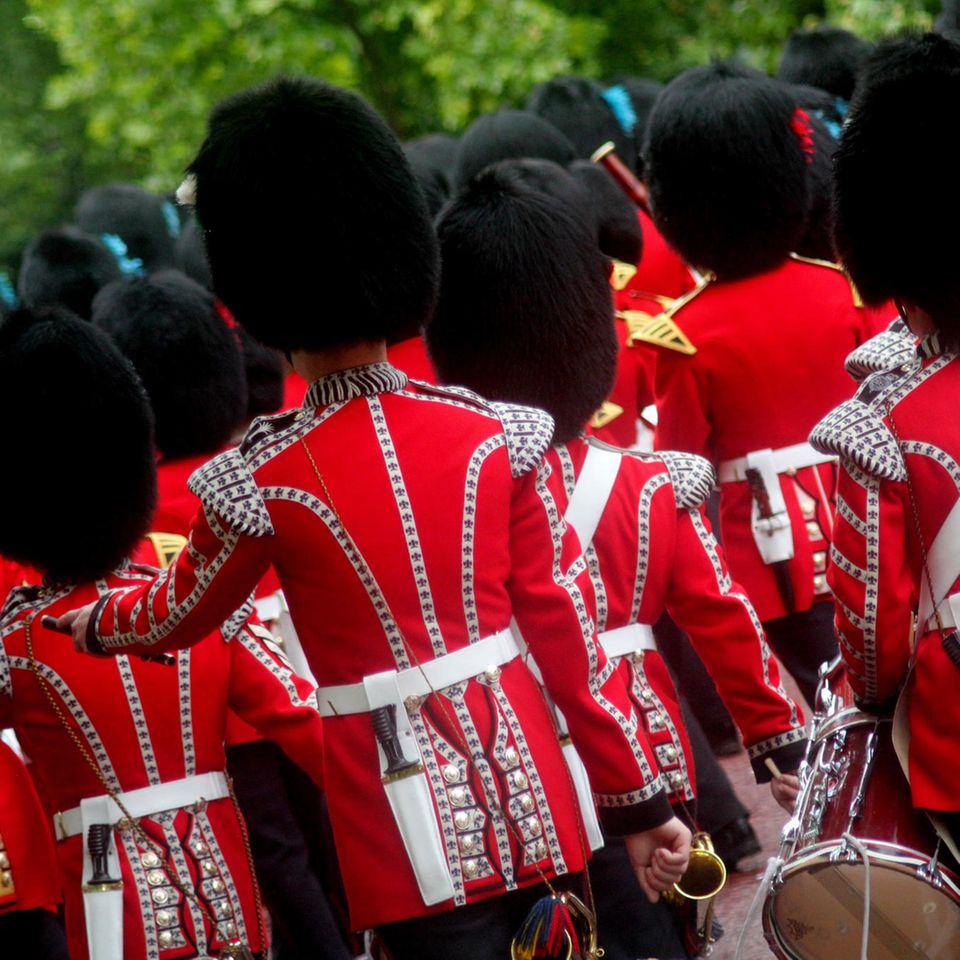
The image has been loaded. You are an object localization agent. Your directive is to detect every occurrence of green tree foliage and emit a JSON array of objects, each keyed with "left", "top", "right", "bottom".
[{"left": 0, "top": 0, "right": 943, "bottom": 276}]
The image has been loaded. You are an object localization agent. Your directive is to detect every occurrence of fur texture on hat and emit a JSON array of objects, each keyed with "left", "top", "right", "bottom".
[
  {"left": 644, "top": 63, "right": 811, "bottom": 280},
  {"left": 426, "top": 164, "right": 616, "bottom": 443},
  {"left": 778, "top": 26, "right": 873, "bottom": 102},
  {"left": 568, "top": 161, "right": 643, "bottom": 265},
  {"left": 0, "top": 307, "right": 157, "bottom": 582},
  {"left": 75, "top": 184, "right": 179, "bottom": 272},
  {"left": 526, "top": 75, "right": 636, "bottom": 170},
  {"left": 833, "top": 33, "right": 960, "bottom": 334},
  {"left": 92, "top": 270, "right": 247, "bottom": 460},
  {"left": 17, "top": 227, "right": 123, "bottom": 321},
  {"left": 188, "top": 76, "right": 439, "bottom": 353},
  {"left": 452, "top": 109, "right": 576, "bottom": 189}
]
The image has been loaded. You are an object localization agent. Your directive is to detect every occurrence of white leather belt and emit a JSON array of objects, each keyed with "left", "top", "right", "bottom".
[
  {"left": 717, "top": 442, "right": 836, "bottom": 483},
  {"left": 599, "top": 623, "right": 656, "bottom": 659},
  {"left": 54, "top": 771, "right": 229, "bottom": 841},
  {"left": 317, "top": 628, "right": 519, "bottom": 718}
]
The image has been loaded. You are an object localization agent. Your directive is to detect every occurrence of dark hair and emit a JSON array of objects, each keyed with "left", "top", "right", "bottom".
[
  {"left": 778, "top": 25, "right": 873, "bottom": 102},
  {"left": 188, "top": 76, "right": 439, "bottom": 353},
  {"left": 92, "top": 270, "right": 247, "bottom": 459},
  {"left": 427, "top": 165, "right": 616, "bottom": 443},
  {"left": 0, "top": 308, "right": 156, "bottom": 582},
  {"left": 833, "top": 33, "right": 960, "bottom": 338},
  {"left": 645, "top": 62, "right": 811, "bottom": 280},
  {"left": 18, "top": 227, "right": 122, "bottom": 321}
]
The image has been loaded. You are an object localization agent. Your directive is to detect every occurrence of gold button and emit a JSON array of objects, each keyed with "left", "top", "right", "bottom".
[
  {"left": 520, "top": 794, "right": 535, "bottom": 813},
  {"left": 534, "top": 840, "right": 548, "bottom": 860},
  {"left": 449, "top": 787, "right": 467, "bottom": 806},
  {"left": 0, "top": 853, "right": 9, "bottom": 870},
  {"left": 813, "top": 574, "right": 828, "bottom": 594},
  {"left": 202, "top": 860, "right": 219, "bottom": 877},
  {"left": 512, "top": 772, "right": 528, "bottom": 790},
  {"left": 215, "top": 900, "right": 233, "bottom": 919},
  {"left": 813, "top": 550, "right": 827, "bottom": 574},
  {"left": 1, "top": 870, "right": 12, "bottom": 888},
  {"left": 504, "top": 747, "right": 519, "bottom": 766},
  {"left": 158, "top": 930, "right": 174, "bottom": 949},
  {"left": 404, "top": 695, "right": 425, "bottom": 712},
  {"left": 806, "top": 520, "right": 822, "bottom": 540},
  {"left": 454, "top": 812, "right": 471, "bottom": 831},
  {"left": 155, "top": 910, "right": 173, "bottom": 927},
  {"left": 459, "top": 834, "right": 477, "bottom": 854},
  {"left": 147, "top": 869, "right": 166, "bottom": 886},
  {"left": 192, "top": 841, "right": 208, "bottom": 857},
  {"left": 152, "top": 888, "right": 170, "bottom": 905},
  {"left": 443, "top": 764, "right": 461, "bottom": 784},
  {"left": 669, "top": 771, "right": 684, "bottom": 788},
  {"left": 801, "top": 501, "right": 816, "bottom": 520},
  {"left": 484, "top": 666, "right": 501, "bottom": 683},
  {"left": 647, "top": 711, "right": 664, "bottom": 730},
  {"left": 665, "top": 746, "right": 678, "bottom": 762},
  {"left": 463, "top": 859, "right": 480, "bottom": 879},
  {"left": 224, "top": 921, "right": 237, "bottom": 938},
  {"left": 212, "top": 878, "right": 225, "bottom": 894}
]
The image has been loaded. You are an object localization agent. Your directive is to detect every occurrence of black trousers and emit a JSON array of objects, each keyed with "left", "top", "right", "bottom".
[
  {"left": 0, "top": 908, "right": 69, "bottom": 960},
  {"left": 226, "top": 741, "right": 353, "bottom": 960},
  {"left": 762, "top": 600, "right": 838, "bottom": 711},
  {"left": 377, "top": 859, "right": 689, "bottom": 960}
]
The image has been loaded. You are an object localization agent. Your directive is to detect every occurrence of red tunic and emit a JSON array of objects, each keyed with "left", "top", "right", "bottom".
[
  {"left": 653, "top": 256, "right": 888, "bottom": 621},
  {"left": 0, "top": 739, "right": 62, "bottom": 915},
  {"left": 811, "top": 333, "right": 960, "bottom": 811},
  {"left": 546, "top": 439, "right": 806, "bottom": 801},
  {"left": 624, "top": 209, "right": 697, "bottom": 302},
  {"left": 0, "top": 554, "right": 324, "bottom": 960},
  {"left": 585, "top": 317, "right": 641, "bottom": 449},
  {"left": 83, "top": 362, "right": 673, "bottom": 929}
]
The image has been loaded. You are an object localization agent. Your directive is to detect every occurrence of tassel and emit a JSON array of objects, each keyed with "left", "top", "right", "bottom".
[{"left": 511, "top": 893, "right": 581, "bottom": 959}]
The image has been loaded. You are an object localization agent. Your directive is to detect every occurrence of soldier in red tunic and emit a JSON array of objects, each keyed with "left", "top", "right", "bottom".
[
  {"left": 0, "top": 309, "right": 326, "bottom": 960},
  {"left": 810, "top": 33, "right": 960, "bottom": 826},
  {"left": 0, "top": 738, "right": 68, "bottom": 958},
  {"left": 642, "top": 63, "right": 889, "bottom": 707},
  {"left": 425, "top": 159, "right": 807, "bottom": 958},
  {"left": 53, "top": 78, "right": 691, "bottom": 960}
]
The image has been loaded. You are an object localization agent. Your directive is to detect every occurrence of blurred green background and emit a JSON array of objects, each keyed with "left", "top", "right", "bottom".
[{"left": 0, "top": 0, "right": 940, "bottom": 275}]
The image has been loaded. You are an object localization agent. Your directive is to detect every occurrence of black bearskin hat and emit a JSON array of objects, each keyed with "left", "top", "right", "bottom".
[
  {"left": 608, "top": 77, "right": 664, "bottom": 174},
  {"left": 645, "top": 63, "right": 811, "bottom": 281},
  {"left": 568, "top": 161, "right": 643, "bottom": 265},
  {"left": 526, "top": 76, "right": 636, "bottom": 171},
  {"left": 75, "top": 184, "right": 180, "bottom": 273},
  {"left": 176, "top": 217, "right": 212, "bottom": 289},
  {"left": 237, "top": 325, "right": 285, "bottom": 419},
  {"left": 778, "top": 26, "right": 873, "bottom": 102},
  {"left": 426, "top": 164, "right": 616, "bottom": 444},
  {"left": 186, "top": 76, "right": 438, "bottom": 353},
  {"left": 405, "top": 133, "right": 459, "bottom": 216},
  {"left": 492, "top": 158, "right": 595, "bottom": 234},
  {"left": 18, "top": 227, "right": 123, "bottom": 321},
  {"left": 452, "top": 109, "right": 576, "bottom": 189},
  {"left": 937, "top": 0, "right": 960, "bottom": 37},
  {"left": 92, "top": 270, "right": 247, "bottom": 460},
  {"left": 833, "top": 33, "right": 960, "bottom": 335},
  {"left": 0, "top": 308, "right": 156, "bottom": 583}
]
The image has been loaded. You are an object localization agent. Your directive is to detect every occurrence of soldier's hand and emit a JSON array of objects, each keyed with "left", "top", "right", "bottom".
[
  {"left": 770, "top": 772, "right": 801, "bottom": 814},
  {"left": 624, "top": 816, "right": 692, "bottom": 903},
  {"left": 42, "top": 603, "right": 100, "bottom": 655}
]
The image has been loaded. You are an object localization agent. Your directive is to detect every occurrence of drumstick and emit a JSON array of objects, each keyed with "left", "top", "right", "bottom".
[{"left": 765, "top": 758, "right": 784, "bottom": 781}]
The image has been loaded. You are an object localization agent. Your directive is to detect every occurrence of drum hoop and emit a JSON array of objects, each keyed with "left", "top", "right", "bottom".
[
  {"left": 813, "top": 707, "right": 889, "bottom": 743},
  {"left": 762, "top": 841, "right": 960, "bottom": 960}
]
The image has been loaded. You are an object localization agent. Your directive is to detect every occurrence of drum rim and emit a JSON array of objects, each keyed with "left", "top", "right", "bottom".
[
  {"left": 762, "top": 841, "right": 960, "bottom": 960},
  {"left": 813, "top": 706, "right": 889, "bottom": 743}
]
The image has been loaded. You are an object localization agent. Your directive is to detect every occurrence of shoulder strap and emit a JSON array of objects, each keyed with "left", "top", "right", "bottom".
[
  {"left": 564, "top": 445, "right": 623, "bottom": 550},
  {"left": 918, "top": 498, "right": 960, "bottom": 627}
]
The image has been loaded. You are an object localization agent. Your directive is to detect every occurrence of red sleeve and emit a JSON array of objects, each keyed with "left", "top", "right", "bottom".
[
  {"left": 829, "top": 462, "right": 914, "bottom": 706},
  {"left": 227, "top": 621, "right": 324, "bottom": 788},
  {"left": 92, "top": 505, "right": 272, "bottom": 655},
  {"left": 508, "top": 465, "right": 671, "bottom": 833},
  {"left": 653, "top": 351, "right": 711, "bottom": 457},
  {"left": 665, "top": 506, "right": 807, "bottom": 779}
]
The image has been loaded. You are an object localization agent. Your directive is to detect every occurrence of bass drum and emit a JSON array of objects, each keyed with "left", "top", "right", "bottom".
[{"left": 763, "top": 660, "right": 960, "bottom": 960}]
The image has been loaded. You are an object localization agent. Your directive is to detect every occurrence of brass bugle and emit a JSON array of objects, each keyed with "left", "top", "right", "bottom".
[
  {"left": 671, "top": 832, "right": 727, "bottom": 901},
  {"left": 590, "top": 141, "right": 651, "bottom": 214}
]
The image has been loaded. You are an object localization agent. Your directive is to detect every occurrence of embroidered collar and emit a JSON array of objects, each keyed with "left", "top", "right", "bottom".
[
  {"left": 917, "top": 332, "right": 949, "bottom": 361},
  {"left": 303, "top": 361, "right": 408, "bottom": 408}
]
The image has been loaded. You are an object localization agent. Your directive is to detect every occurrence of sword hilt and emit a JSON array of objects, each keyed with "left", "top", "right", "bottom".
[{"left": 371, "top": 704, "right": 420, "bottom": 778}]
